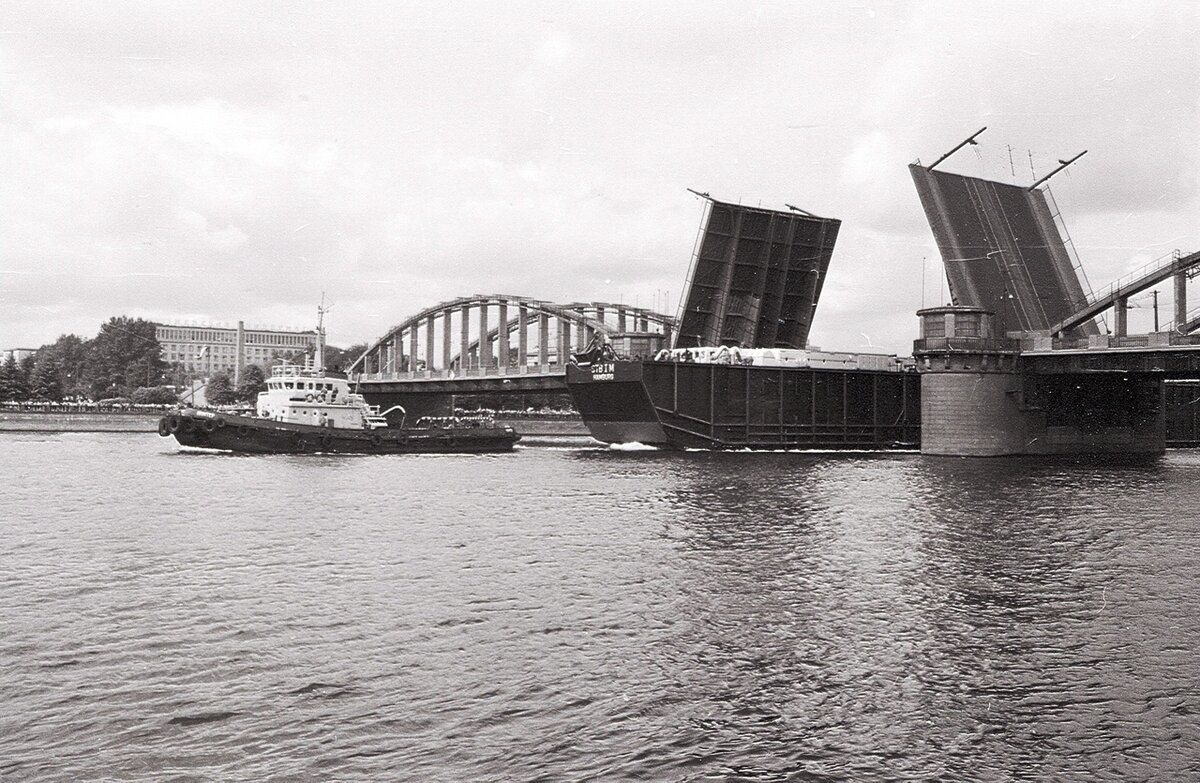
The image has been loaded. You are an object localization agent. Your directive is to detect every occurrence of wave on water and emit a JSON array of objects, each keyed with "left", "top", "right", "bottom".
[
  {"left": 4, "top": 433, "right": 1200, "bottom": 781},
  {"left": 608, "top": 441, "right": 659, "bottom": 451}
]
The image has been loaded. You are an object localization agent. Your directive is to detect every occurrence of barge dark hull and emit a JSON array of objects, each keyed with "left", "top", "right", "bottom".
[
  {"left": 159, "top": 410, "right": 519, "bottom": 454},
  {"left": 567, "top": 360, "right": 921, "bottom": 450}
]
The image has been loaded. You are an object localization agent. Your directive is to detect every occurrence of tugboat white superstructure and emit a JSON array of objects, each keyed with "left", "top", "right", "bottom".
[{"left": 159, "top": 305, "right": 520, "bottom": 454}]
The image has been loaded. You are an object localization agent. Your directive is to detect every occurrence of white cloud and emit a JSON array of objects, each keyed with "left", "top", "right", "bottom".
[{"left": 0, "top": 1, "right": 1196, "bottom": 352}]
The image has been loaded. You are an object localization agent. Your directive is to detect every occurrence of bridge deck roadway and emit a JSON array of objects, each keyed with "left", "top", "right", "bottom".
[
  {"left": 355, "top": 343, "right": 1200, "bottom": 391},
  {"left": 355, "top": 370, "right": 567, "bottom": 394},
  {"left": 1022, "top": 344, "right": 1200, "bottom": 376}
]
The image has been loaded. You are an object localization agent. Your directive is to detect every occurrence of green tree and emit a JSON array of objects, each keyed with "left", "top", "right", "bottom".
[
  {"left": 205, "top": 371, "right": 237, "bottom": 406},
  {"left": 30, "top": 352, "right": 63, "bottom": 401},
  {"left": 323, "top": 342, "right": 368, "bottom": 373},
  {"left": 132, "top": 386, "right": 179, "bottom": 405},
  {"left": 236, "top": 364, "right": 267, "bottom": 402},
  {"left": 44, "top": 334, "right": 89, "bottom": 399},
  {"left": 0, "top": 355, "right": 21, "bottom": 401},
  {"left": 86, "top": 317, "right": 167, "bottom": 398},
  {"left": 16, "top": 354, "right": 36, "bottom": 401}
]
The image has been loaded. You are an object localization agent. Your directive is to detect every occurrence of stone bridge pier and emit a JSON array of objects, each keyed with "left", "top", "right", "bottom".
[{"left": 915, "top": 306, "right": 1165, "bottom": 457}]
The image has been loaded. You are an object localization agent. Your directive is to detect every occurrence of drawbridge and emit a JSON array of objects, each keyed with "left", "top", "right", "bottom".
[{"left": 911, "top": 129, "right": 1198, "bottom": 342}]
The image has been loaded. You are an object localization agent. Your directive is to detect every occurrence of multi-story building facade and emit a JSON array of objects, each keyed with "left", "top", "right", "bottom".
[
  {"left": 1, "top": 348, "right": 38, "bottom": 364},
  {"left": 156, "top": 322, "right": 317, "bottom": 380}
]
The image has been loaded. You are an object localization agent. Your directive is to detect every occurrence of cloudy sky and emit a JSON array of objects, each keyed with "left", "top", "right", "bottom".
[{"left": 2, "top": 1, "right": 1197, "bottom": 352}]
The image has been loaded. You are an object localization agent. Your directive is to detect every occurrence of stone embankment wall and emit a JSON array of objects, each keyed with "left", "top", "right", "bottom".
[
  {"left": 0, "top": 411, "right": 161, "bottom": 432},
  {"left": 494, "top": 414, "right": 589, "bottom": 437}
]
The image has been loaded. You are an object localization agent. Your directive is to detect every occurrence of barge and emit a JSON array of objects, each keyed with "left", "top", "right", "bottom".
[{"left": 567, "top": 347, "right": 920, "bottom": 450}]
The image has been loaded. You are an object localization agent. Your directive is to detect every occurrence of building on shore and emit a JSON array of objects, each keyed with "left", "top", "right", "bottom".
[
  {"left": 155, "top": 322, "right": 317, "bottom": 382},
  {"left": 2, "top": 348, "right": 39, "bottom": 364}
]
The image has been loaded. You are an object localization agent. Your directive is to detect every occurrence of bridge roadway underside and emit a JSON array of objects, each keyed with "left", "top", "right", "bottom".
[
  {"left": 357, "top": 373, "right": 568, "bottom": 417},
  {"left": 1019, "top": 347, "right": 1200, "bottom": 453},
  {"left": 1021, "top": 346, "right": 1200, "bottom": 376}
]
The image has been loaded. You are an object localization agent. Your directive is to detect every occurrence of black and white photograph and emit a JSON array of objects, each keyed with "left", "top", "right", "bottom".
[{"left": 2, "top": 1, "right": 1198, "bottom": 779}]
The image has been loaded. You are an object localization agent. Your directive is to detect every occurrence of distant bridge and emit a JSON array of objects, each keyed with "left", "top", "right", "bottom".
[{"left": 349, "top": 294, "right": 674, "bottom": 399}]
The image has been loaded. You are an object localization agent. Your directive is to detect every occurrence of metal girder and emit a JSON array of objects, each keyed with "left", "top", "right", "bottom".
[
  {"left": 347, "top": 294, "right": 675, "bottom": 373},
  {"left": 1050, "top": 250, "right": 1200, "bottom": 337}
]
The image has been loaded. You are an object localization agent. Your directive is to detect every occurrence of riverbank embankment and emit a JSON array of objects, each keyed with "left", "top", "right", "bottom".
[{"left": 0, "top": 410, "right": 162, "bottom": 432}]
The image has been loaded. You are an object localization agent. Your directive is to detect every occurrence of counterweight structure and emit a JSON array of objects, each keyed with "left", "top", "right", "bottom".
[{"left": 674, "top": 198, "right": 840, "bottom": 350}]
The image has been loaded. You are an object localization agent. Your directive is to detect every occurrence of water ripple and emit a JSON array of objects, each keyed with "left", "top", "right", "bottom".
[{"left": 1, "top": 434, "right": 1198, "bottom": 780}]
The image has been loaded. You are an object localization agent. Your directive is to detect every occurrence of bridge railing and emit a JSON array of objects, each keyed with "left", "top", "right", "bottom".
[
  {"left": 1092, "top": 250, "right": 1182, "bottom": 304},
  {"left": 1038, "top": 332, "right": 1200, "bottom": 352},
  {"left": 913, "top": 336, "right": 1023, "bottom": 353},
  {"left": 1162, "top": 303, "right": 1200, "bottom": 334},
  {"left": 355, "top": 363, "right": 567, "bottom": 383}
]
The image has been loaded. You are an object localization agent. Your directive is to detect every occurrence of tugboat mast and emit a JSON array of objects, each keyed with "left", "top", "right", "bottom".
[{"left": 315, "top": 294, "right": 330, "bottom": 373}]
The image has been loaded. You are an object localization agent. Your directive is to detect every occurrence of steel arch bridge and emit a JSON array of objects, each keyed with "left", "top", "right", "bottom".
[{"left": 349, "top": 293, "right": 675, "bottom": 382}]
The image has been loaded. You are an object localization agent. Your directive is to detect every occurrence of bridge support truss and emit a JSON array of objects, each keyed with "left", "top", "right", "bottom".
[{"left": 349, "top": 294, "right": 675, "bottom": 381}]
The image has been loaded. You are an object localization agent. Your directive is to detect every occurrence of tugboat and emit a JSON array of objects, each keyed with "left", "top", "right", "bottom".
[{"left": 158, "top": 307, "right": 520, "bottom": 454}]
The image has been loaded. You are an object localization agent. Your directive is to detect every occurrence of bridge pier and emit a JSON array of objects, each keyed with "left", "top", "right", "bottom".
[
  {"left": 425, "top": 315, "right": 435, "bottom": 377},
  {"left": 539, "top": 313, "right": 550, "bottom": 367},
  {"left": 498, "top": 302, "right": 509, "bottom": 372},
  {"left": 915, "top": 306, "right": 1165, "bottom": 456},
  {"left": 1114, "top": 296, "right": 1128, "bottom": 338},
  {"left": 518, "top": 305, "right": 528, "bottom": 373},
  {"left": 459, "top": 304, "right": 470, "bottom": 374},
  {"left": 1175, "top": 271, "right": 1188, "bottom": 331},
  {"left": 479, "top": 303, "right": 490, "bottom": 369},
  {"left": 409, "top": 322, "right": 418, "bottom": 376},
  {"left": 442, "top": 309, "right": 452, "bottom": 376}
]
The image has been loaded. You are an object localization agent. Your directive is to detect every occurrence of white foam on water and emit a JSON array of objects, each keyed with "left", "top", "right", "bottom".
[{"left": 608, "top": 441, "right": 659, "bottom": 451}]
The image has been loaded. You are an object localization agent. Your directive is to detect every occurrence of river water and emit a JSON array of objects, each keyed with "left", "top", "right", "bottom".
[{"left": 2, "top": 433, "right": 1198, "bottom": 781}]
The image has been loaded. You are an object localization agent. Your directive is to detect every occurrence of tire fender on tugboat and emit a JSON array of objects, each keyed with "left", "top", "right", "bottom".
[{"left": 157, "top": 418, "right": 171, "bottom": 437}]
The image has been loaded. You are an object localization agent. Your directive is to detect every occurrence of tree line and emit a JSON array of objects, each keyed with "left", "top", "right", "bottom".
[
  {"left": 1, "top": 315, "right": 366, "bottom": 404},
  {"left": 1, "top": 316, "right": 167, "bottom": 403}
]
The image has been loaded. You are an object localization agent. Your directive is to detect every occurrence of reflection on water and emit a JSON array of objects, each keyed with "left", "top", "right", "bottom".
[{"left": 2, "top": 435, "right": 1198, "bottom": 781}]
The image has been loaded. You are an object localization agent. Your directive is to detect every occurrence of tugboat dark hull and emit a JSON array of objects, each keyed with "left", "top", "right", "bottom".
[
  {"left": 566, "top": 359, "right": 921, "bottom": 450},
  {"left": 158, "top": 410, "right": 520, "bottom": 454}
]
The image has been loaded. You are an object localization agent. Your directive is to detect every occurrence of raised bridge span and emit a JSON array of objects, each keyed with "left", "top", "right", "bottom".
[{"left": 349, "top": 294, "right": 674, "bottom": 399}]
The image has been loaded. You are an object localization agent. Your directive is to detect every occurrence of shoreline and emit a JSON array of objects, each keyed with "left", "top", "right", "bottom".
[{"left": 0, "top": 411, "right": 162, "bottom": 433}]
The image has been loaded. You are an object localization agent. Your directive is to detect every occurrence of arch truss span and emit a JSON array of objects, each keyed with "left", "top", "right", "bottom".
[{"left": 349, "top": 294, "right": 677, "bottom": 380}]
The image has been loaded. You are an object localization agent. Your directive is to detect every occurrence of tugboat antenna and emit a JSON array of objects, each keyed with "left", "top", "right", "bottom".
[{"left": 316, "top": 293, "right": 332, "bottom": 373}]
